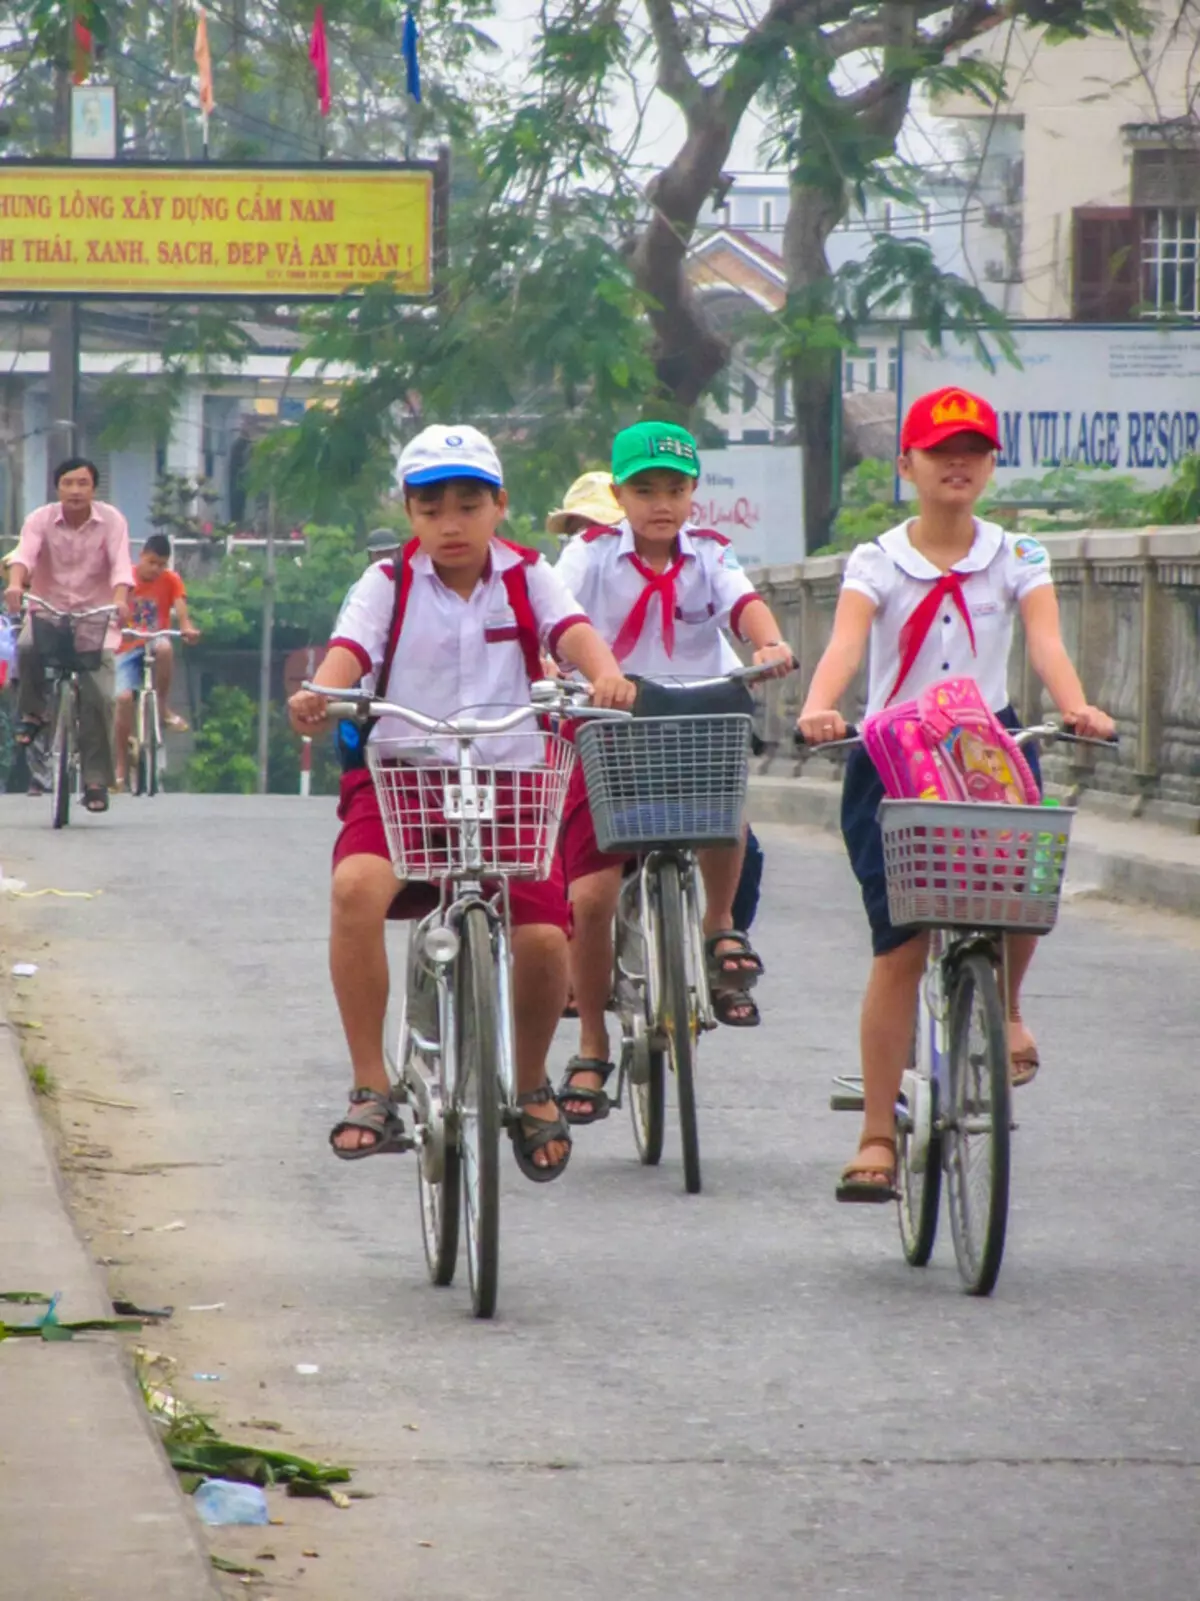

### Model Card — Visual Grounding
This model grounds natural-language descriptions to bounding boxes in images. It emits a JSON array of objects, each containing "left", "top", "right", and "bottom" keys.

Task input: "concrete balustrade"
[{"left": 748, "top": 526, "right": 1200, "bottom": 828}]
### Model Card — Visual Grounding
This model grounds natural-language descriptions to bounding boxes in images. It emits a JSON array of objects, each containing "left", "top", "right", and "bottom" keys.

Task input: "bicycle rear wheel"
[
  {"left": 51, "top": 680, "right": 73, "bottom": 829},
  {"left": 896, "top": 1034, "right": 941, "bottom": 1267},
  {"left": 458, "top": 906, "right": 501, "bottom": 1319},
  {"left": 657, "top": 859, "right": 701, "bottom": 1195},
  {"left": 945, "top": 951, "right": 1011, "bottom": 1296}
]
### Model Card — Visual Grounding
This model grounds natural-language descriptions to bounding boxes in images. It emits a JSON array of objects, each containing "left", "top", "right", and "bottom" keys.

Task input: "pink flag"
[{"left": 309, "top": 5, "right": 331, "bottom": 117}]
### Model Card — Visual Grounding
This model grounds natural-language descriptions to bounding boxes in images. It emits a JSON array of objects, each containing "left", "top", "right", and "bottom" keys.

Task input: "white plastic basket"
[
  {"left": 367, "top": 730, "right": 576, "bottom": 883},
  {"left": 879, "top": 799, "right": 1075, "bottom": 933}
]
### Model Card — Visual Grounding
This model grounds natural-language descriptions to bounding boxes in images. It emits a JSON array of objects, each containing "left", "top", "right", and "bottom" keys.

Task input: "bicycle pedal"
[{"left": 830, "top": 1093, "right": 865, "bottom": 1112}]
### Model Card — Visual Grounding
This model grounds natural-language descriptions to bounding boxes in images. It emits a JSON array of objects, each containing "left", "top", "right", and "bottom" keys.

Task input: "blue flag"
[{"left": 402, "top": 8, "right": 421, "bottom": 103}]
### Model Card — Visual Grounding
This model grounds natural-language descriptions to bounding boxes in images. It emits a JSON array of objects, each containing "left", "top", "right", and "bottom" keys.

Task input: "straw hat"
[{"left": 546, "top": 471, "right": 622, "bottom": 535}]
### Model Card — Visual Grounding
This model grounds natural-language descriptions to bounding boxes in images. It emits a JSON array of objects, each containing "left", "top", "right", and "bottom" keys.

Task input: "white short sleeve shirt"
[
  {"left": 554, "top": 519, "right": 760, "bottom": 678},
  {"left": 842, "top": 519, "right": 1053, "bottom": 716},
  {"left": 330, "top": 538, "right": 588, "bottom": 756}
]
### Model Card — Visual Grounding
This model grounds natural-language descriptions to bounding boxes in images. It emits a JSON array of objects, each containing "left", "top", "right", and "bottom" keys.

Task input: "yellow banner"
[{"left": 0, "top": 165, "right": 434, "bottom": 297}]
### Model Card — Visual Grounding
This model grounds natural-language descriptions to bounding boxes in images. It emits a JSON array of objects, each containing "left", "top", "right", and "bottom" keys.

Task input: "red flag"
[
  {"left": 195, "top": 8, "right": 215, "bottom": 117},
  {"left": 308, "top": 5, "right": 331, "bottom": 117},
  {"left": 71, "top": 18, "right": 93, "bottom": 85}
]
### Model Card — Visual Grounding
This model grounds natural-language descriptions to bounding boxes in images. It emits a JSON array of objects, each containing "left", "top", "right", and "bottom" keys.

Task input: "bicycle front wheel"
[
  {"left": 945, "top": 952, "right": 1011, "bottom": 1296},
  {"left": 657, "top": 859, "right": 701, "bottom": 1195},
  {"left": 458, "top": 905, "right": 501, "bottom": 1319},
  {"left": 144, "top": 693, "right": 160, "bottom": 797},
  {"left": 51, "top": 680, "right": 73, "bottom": 829},
  {"left": 618, "top": 885, "right": 664, "bottom": 1166}
]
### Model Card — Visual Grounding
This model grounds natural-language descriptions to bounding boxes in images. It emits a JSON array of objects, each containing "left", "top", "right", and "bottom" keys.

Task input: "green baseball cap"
[{"left": 612, "top": 420, "right": 700, "bottom": 484}]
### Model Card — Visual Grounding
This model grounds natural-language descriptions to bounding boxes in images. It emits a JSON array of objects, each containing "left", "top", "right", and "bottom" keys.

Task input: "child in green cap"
[{"left": 552, "top": 420, "right": 793, "bottom": 1125}]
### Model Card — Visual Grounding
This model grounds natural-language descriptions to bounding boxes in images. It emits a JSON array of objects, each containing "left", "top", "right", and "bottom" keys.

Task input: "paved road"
[{"left": 2, "top": 794, "right": 1199, "bottom": 1601}]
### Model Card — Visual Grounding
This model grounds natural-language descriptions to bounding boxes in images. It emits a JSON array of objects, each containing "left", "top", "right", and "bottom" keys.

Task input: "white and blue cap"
[{"left": 399, "top": 424, "right": 504, "bottom": 489}]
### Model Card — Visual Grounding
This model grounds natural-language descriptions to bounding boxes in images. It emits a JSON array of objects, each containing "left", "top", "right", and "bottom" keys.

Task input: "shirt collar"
[
  {"left": 53, "top": 503, "right": 99, "bottom": 530},
  {"left": 411, "top": 537, "right": 512, "bottom": 587},
  {"left": 617, "top": 519, "right": 697, "bottom": 562},
  {"left": 878, "top": 517, "right": 1002, "bottom": 579}
]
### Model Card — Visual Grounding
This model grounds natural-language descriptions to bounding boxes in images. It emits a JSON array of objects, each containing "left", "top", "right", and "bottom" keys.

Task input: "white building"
[{"left": 936, "top": 12, "right": 1199, "bottom": 321}]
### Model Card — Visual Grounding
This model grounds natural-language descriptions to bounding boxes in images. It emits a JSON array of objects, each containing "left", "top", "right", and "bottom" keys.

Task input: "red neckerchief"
[
  {"left": 612, "top": 551, "right": 685, "bottom": 662},
  {"left": 888, "top": 570, "right": 977, "bottom": 703}
]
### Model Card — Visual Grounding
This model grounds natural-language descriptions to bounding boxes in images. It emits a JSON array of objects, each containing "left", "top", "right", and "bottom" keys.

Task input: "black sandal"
[
  {"left": 556, "top": 1056, "right": 614, "bottom": 1124},
  {"left": 83, "top": 784, "right": 109, "bottom": 814},
  {"left": 509, "top": 1083, "right": 572, "bottom": 1183},
  {"left": 711, "top": 989, "right": 761, "bottom": 1028},
  {"left": 329, "top": 1088, "right": 410, "bottom": 1161},
  {"left": 704, "top": 930, "right": 764, "bottom": 989}
]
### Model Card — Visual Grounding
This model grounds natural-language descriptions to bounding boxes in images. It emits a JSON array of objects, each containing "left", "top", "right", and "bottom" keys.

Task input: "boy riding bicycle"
[
  {"left": 288, "top": 425, "right": 634, "bottom": 1180},
  {"left": 552, "top": 420, "right": 793, "bottom": 1125},
  {"left": 797, "top": 387, "right": 1115, "bottom": 1203},
  {"left": 114, "top": 534, "right": 201, "bottom": 788}
]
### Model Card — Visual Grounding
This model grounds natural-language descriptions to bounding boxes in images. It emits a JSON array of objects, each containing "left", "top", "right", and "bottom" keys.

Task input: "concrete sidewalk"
[
  {"left": 0, "top": 1012, "right": 220, "bottom": 1601},
  {"left": 749, "top": 774, "right": 1200, "bottom": 917}
]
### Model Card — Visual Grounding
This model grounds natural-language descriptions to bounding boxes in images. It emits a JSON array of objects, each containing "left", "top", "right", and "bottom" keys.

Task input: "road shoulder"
[{"left": 0, "top": 1004, "right": 222, "bottom": 1601}]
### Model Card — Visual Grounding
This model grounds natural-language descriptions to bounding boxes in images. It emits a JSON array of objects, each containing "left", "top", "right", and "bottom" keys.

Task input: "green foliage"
[
  {"left": 261, "top": 167, "right": 658, "bottom": 528},
  {"left": 185, "top": 525, "right": 362, "bottom": 651},
  {"left": 182, "top": 683, "right": 341, "bottom": 796},
  {"left": 1147, "top": 454, "right": 1200, "bottom": 525},
  {"left": 184, "top": 686, "right": 259, "bottom": 794},
  {"left": 827, "top": 460, "right": 902, "bottom": 551},
  {"left": 990, "top": 464, "right": 1154, "bottom": 530}
]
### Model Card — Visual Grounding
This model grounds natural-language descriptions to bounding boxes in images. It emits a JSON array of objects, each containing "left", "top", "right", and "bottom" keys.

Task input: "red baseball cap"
[{"left": 901, "top": 386, "right": 1001, "bottom": 452}]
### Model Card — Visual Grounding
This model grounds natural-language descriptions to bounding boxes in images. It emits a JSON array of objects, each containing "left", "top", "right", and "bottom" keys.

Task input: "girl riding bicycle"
[{"left": 798, "top": 387, "right": 1115, "bottom": 1203}]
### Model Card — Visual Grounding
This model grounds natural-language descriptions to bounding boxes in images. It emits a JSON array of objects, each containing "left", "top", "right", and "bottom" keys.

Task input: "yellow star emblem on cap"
[{"left": 930, "top": 391, "right": 982, "bottom": 428}]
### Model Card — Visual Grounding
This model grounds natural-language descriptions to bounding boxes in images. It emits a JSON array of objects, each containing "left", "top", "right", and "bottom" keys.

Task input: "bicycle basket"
[
  {"left": 31, "top": 611, "right": 107, "bottom": 672},
  {"left": 577, "top": 714, "right": 752, "bottom": 852},
  {"left": 366, "top": 729, "right": 576, "bottom": 883},
  {"left": 879, "top": 799, "right": 1075, "bottom": 934}
]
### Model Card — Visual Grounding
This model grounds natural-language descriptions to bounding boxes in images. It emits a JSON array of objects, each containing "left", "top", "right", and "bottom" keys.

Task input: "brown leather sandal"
[{"left": 836, "top": 1133, "right": 898, "bottom": 1204}]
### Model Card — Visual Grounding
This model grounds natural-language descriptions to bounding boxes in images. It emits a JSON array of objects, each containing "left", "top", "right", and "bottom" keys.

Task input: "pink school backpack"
[{"left": 862, "top": 677, "right": 1039, "bottom": 805}]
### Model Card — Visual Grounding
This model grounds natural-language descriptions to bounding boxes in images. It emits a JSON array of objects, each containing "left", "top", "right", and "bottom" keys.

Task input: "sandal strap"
[
  {"left": 348, "top": 1087, "right": 395, "bottom": 1109},
  {"left": 515, "top": 1108, "right": 571, "bottom": 1153},
  {"left": 515, "top": 1082, "right": 558, "bottom": 1109},
  {"left": 561, "top": 1056, "right": 614, "bottom": 1086}
]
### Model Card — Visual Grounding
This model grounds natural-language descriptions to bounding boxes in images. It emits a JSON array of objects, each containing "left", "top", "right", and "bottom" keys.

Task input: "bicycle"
[
  {"left": 25, "top": 597, "right": 116, "bottom": 830},
  {"left": 816, "top": 720, "right": 1116, "bottom": 1295},
  {"left": 307, "top": 679, "right": 604, "bottom": 1319},
  {"left": 567, "top": 663, "right": 778, "bottom": 1196},
  {"left": 120, "top": 627, "right": 181, "bottom": 797}
]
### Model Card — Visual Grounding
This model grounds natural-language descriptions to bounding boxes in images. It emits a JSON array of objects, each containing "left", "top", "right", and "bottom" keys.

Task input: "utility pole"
[
  {"left": 47, "top": 59, "right": 78, "bottom": 493},
  {"left": 256, "top": 488, "right": 277, "bottom": 794}
]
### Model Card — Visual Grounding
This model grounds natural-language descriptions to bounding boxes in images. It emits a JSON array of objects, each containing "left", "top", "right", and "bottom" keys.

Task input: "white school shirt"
[
  {"left": 554, "top": 519, "right": 760, "bottom": 678},
  {"left": 842, "top": 519, "right": 1053, "bottom": 717},
  {"left": 331, "top": 539, "right": 588, "bottom": 758}
]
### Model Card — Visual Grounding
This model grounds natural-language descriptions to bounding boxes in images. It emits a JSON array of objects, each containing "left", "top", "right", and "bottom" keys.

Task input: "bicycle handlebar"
[
  {"left": 301, "top": 681, "right": 630, "bottom": 734},
  {"left": 25, "top": 596, "right": 118, "bottom": 619},
  {"left": 121, "top": 628, "right": 183, "bottom": 641},
  {"left": 793, "top": 721, "right": 1118, "bottom": 754}
]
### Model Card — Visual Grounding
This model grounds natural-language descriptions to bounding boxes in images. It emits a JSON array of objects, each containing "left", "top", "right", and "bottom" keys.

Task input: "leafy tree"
[
  {"left": 184, "top": 685, "right": 259, "bottom": 793},
  {"left": 184, "top": 524, "right": 364, "bottom": 649}
]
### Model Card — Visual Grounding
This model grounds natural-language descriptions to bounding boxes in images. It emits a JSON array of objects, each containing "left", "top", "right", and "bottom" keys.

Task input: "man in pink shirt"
[{"left": 4, "top": 458, "right": 134, "bottom": 811}]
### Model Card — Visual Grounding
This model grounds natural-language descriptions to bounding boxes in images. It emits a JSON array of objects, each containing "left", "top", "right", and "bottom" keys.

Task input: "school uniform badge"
[{"left": 1013, "top": 537, "right": 1048, "bottom": 567}]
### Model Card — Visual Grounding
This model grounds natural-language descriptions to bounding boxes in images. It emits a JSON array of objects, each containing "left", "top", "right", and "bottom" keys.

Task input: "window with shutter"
[{"left": 1072, "top": 208, "right": 1139, "bottom": 320}]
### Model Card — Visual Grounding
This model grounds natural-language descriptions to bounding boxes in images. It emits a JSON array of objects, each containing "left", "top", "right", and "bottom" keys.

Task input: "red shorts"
[
  {"left": 333, "top": 767, "right": 570, "bottom": 931},
  {"left": 558, "top": 764, "right": 634, "bottom": 885}
]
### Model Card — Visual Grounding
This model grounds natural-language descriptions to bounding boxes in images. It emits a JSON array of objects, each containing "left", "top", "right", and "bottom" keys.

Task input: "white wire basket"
[
  {"left": 880, "top": 799, "right": 1075, "bottom": 933},
  {"left": 577, "top": 714, "right": 752, "bottom": 853},
  {"left": 367, "top": 730, "right": 576, "bottom": 883}
]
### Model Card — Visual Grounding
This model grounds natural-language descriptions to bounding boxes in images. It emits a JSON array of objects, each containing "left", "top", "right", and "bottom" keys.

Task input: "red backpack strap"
[
  {"left": 499, "top": 561, "right": 544, "bottom": 686},
  {"left": 376, "top": 538, "right": 420, "bottom": 699}
]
